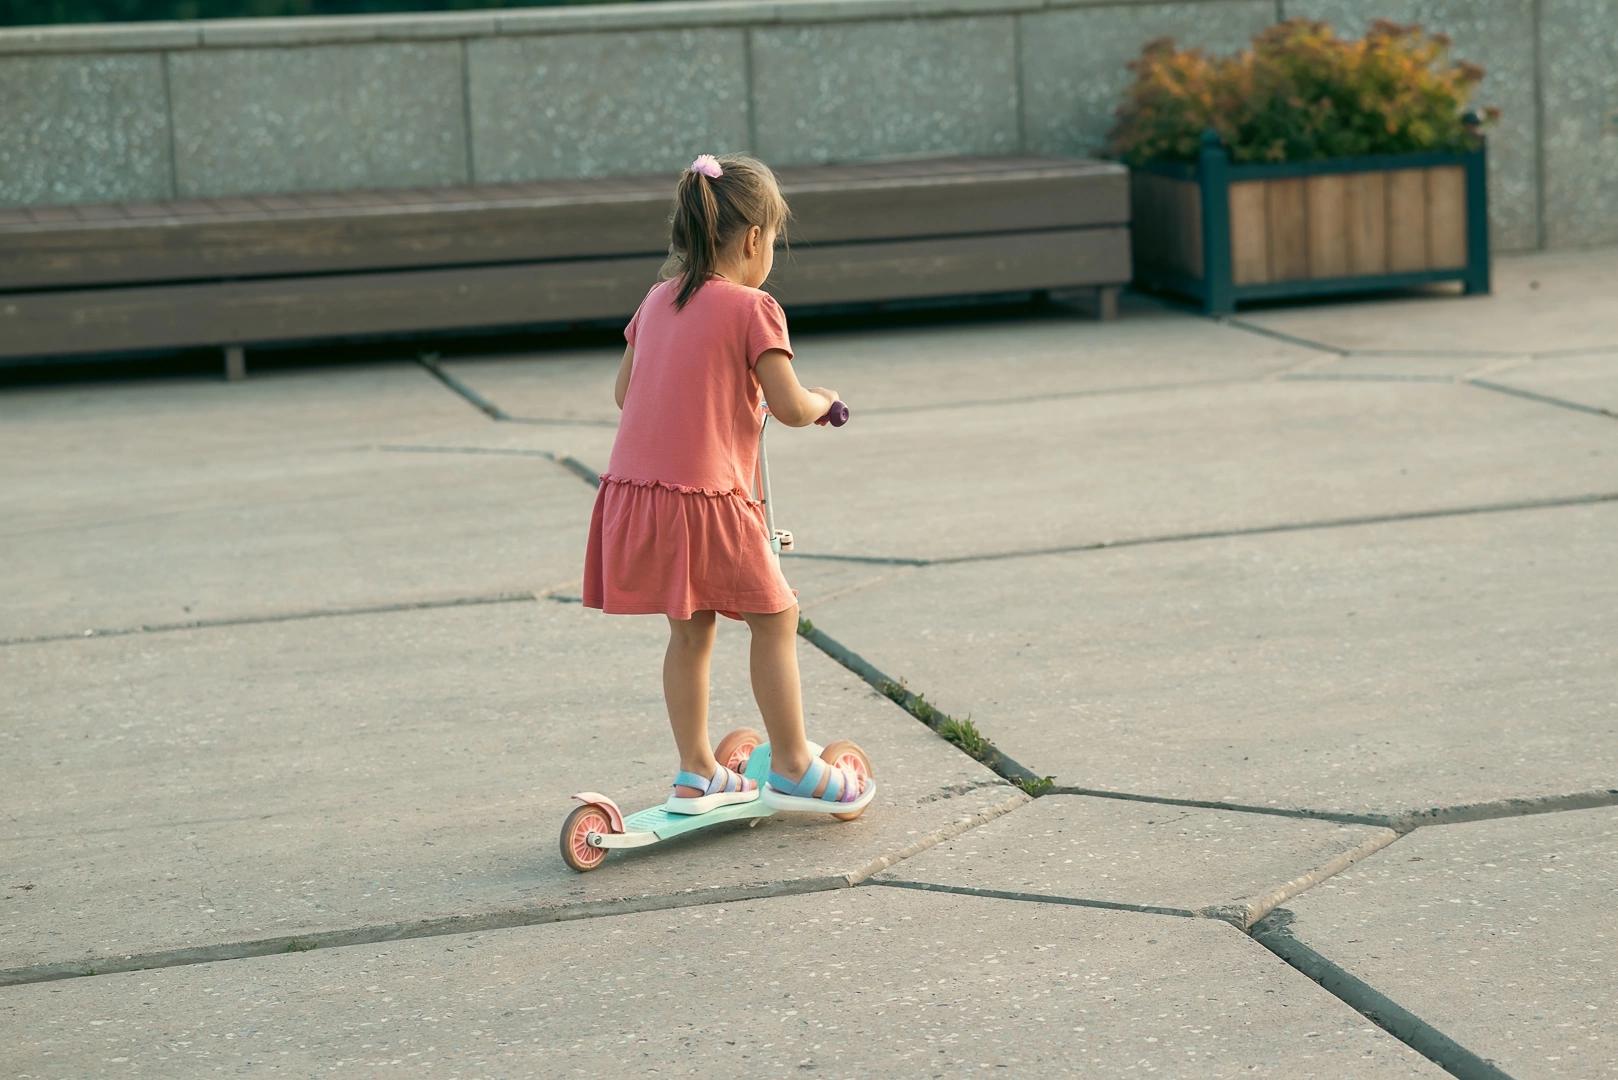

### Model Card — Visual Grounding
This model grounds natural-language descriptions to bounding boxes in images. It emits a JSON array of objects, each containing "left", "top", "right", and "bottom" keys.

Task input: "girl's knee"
[
  {"left": 744, "top": 604, "right": 799, "bottom": 637},
  {"left": 668, "top": 610, "right": 717, "bottom": 644}
]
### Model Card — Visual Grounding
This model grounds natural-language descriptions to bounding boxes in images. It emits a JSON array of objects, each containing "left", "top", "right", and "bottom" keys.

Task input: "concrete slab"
[
  {"left": 809, "top": 500, "right": 1618, "bottom": 820},
  {"left": 0, "top": 598, "right": 1020, "bottom": 975},
  {"left": 0, "top": 361, "right": 483, "bottom": 462},
  {"left": 741, "top": 376, "right": 1616, "bottom": 562},
  {"left": 0, "top": 363, "right": 614, "bottom": 639},
  {"left": 1235, "top": 250, "right": 1618, "bottom": 356},
  {"left": 1269, "top": 807, "right": 1618, "bottom": 1078},
  {"left": 877, "top": 795, "right": 1397, "bottom": 927},
  {"left": 0, "top": 444, "right": 591, "bottom": 641},
  {"left": 0, "top": 888, "right": 1446, "bottom": 1078},
  {"left": 440, "top": 299, "right": 1320, "bottom": 426}
]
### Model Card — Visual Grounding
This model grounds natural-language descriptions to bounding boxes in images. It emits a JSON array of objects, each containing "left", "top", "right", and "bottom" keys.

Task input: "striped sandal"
[
  {"left": 664, "top": 764, "right": 759, "bottom": 816},
  {"left": 761, "top": 756, "right": 875, "bottom": 815}
]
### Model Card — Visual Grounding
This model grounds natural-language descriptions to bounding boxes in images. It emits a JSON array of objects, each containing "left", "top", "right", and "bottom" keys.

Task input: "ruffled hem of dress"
[{"left": 597, "top": 472, "right": 760, "bottom": 507}]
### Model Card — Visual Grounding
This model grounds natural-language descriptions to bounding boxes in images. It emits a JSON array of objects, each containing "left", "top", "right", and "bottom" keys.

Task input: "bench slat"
[
  {"left": 0, "top": 158, "right": 1126, "bottom": 290},
  {"left": 0, "top": 227, "right": 1128, "bottom": 360}
]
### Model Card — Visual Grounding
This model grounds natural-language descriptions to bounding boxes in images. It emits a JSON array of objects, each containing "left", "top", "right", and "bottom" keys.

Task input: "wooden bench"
[{"left": 0, "top": 156, "right": 1130, "bottom": 378}]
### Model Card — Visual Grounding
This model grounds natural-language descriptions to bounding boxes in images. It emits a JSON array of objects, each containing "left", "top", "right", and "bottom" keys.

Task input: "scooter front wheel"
[
  {"left": 560, "top": 803, "right": 612, "bottom": 872},
  {"left": 819, "top": 740, "right": 874, "bottom": 822}
]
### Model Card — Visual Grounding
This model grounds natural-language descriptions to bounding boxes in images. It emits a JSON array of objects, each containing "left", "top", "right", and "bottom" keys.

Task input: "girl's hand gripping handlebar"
[{"left": 815, "top": 400, "right": 850, "bottom": 427}]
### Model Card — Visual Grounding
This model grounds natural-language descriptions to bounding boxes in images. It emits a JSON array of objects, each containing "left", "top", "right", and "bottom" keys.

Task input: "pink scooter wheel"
[
  {"left": 560, "top": 804, "right": 612, "bottom": 872},
  {"left": 819, "top": 740, "right": 874, "bottom": 822}
]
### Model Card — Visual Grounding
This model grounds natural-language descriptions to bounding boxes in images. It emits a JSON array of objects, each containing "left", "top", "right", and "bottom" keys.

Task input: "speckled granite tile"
[
  {"left": 168, "top": 42, "right": 467, "bottom": 198},
  {"left": 1540, "top": 0, "right": 1618, "bottom": 248},
  {"left": 468, "top": 28, "right": 749, "bottom": 182},
  {"left": 1284, "top": 0, "right": 1541, "bottom": 252},
  {"left": 877, "top": 795, "right": 1398, "bottom": 927},
  {"left": 1019, "top": 1, "right": 1274, "bottom": 159},
  {"left": 0, "top": 889, "right": 1447, "bottom": 1077},
  {"left": 0, "top": 54, "right": 171, "bottom": 208},
  {"left": 752, "top": 15, "right": 1019, "bottom": 164},
  {"left": 1276, "top": 807, "right": 1618, "bottom": 1079}
]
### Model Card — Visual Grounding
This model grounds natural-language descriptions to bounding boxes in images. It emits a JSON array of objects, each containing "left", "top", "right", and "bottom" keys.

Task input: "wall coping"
[{"left": 0, "top": 0, "right": 1229, "bottom": 54}]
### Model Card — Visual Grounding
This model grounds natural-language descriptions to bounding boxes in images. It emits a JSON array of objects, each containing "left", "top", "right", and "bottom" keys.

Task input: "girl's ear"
[{"left": 746, "top": 224, "right": 763, "bottom": 258}]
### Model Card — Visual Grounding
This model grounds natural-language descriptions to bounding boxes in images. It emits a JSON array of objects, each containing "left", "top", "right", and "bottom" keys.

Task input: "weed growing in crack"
[
  {"left": 878, "top": 678, "right": 909, "bottom": 704},
  {"left": 1016, "top": 775, "right": 1057, "bottom": 797},
  {"left": 797, "top": 617, "right": 815, "bottom": 636},
  {"left": 911, "top": 693, "right": 943, "bottom": 724},
  {"left": 283, "top": 939, "right": 317, "bottom": 953},
  {"left": 938, "top": 715, "right": 990, "bottom": 759}
]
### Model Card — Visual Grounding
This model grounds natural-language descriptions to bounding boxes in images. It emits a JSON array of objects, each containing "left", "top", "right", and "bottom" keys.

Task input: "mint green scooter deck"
[{"left": 622, "top": 743, "right": 775, "bottom": 840}]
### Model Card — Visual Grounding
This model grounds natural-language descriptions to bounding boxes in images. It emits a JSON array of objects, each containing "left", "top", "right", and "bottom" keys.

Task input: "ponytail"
[
  {"left": 663, "top": 153, "right": 791, "bottom": 311},
  {"left": 671, "top": 169, "right": 722, "bottom": 310}
]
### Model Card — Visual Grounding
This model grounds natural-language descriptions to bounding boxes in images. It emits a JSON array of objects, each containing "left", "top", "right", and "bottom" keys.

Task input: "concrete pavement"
[{"left": 3, "top": 248, "right": 1616, "bottom": 1077}]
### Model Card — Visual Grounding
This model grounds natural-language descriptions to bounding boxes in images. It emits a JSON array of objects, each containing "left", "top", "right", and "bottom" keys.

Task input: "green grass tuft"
[
  {"left": 797, "top": 617, "right": 815, "bottom": 636},
  {"left": 938, "top": 715, "right": 990, "bottom": 759},
  {"left": 282, "top": 939, "right": 318, "bottom": 953},
  {"left": 1015, "top": 775, "right": 1057, "bottom": 797}
]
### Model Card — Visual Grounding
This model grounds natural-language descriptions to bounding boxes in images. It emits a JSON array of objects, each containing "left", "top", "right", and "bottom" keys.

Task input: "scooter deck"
[{"left": 616, "top": 743, "right": 775, "bottom": 844}]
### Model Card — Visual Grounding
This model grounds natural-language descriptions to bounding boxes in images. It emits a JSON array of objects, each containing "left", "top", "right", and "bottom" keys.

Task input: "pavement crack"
[
  {"left": 1196, "top": 828, "right": 1401, "bottom": 930},
  {"left": 1390, "top": 788, "right": 1618, "bottom": 830},
  {"left": 1279, "top": 372, "right": 1458, "bottom": 384},
  {"left": 0, "top": 877, "right": 856, "bottom": 989},
  {"left": 187, "top": 835, "right": 220, "bottom": 920},
  {"left": 1047, "top": 785, "right": 1398, "bottom": 829},
  {"left": 867, "top": 879, "right": 1199, "bottom": 920},
  {"left": 1219, "top": 318, "right": 1349, "bottom": 356},
  {"left": 1465, "top": 378, "right": 1618, "bottom": 421},
  {"left": 417, "top": 351, "right": 508, "bottom": 420},
  {"left": 0, "top": 592, "right": 536, "bottom": 648},
  {"left": 796, "top": 620, "right": 1045, "bottom": 792},
  {"left": 1249, "top": 910, "right": 1516, "bottom": 1080},
  {"left": 928, "top": 491, "right": 1618, "bottom": 566},
  {"left": 852, "top": 375, "right": 1268, "bottom": 418}
]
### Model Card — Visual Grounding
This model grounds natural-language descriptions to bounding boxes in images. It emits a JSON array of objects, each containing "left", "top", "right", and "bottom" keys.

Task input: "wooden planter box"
[{"left": 1131, "top": 133, "right": 1490, "bottom": 314}]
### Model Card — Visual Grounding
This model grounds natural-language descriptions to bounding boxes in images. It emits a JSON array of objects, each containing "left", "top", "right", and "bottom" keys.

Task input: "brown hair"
[{"left": 665, "top": 153, "right": 790, "bottom": 310}]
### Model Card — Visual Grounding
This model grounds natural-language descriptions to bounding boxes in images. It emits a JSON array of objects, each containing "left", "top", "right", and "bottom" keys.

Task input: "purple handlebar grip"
[{"left": 821, "top": 400, "right": 850, "bottom": 427}]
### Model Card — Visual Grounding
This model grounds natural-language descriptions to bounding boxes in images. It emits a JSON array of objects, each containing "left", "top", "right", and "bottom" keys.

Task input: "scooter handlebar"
[{"left": 818, "top": 400, "right": 850, "bottom": 427}]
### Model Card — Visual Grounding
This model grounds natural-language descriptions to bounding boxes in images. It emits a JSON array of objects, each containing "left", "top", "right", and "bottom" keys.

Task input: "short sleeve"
[
  {"left": 624, "top": 283, "right": 660, "bottom": 348},
  {"left": 747, "top": 292, "right": 793, "bottom": 369}
]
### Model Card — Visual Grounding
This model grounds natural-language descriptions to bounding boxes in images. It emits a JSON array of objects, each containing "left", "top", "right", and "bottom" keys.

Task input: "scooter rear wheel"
[
  {"left": 714, "top": 727, "right": 765, "bottom": 774},
  {"left": 819, "top": 740, "right": 874, "bottom": 822},
  {"left": 560, "top": 803, "right": 612, "bottom": 872}
]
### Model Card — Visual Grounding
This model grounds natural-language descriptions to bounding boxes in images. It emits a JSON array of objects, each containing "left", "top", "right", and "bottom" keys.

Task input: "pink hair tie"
[{"left": 689, "top": 154, "right": 723, "bottom": 179}]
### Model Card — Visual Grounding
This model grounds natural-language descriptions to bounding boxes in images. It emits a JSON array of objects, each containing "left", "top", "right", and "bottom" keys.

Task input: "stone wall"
[{"left": 2, "top": 0, "right": 1615, "bottom": 250}]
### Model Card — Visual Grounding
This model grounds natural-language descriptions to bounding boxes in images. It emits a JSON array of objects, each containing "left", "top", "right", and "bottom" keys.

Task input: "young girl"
[{"left": 582, "top": 153, "right": 875, "bottom": 818}]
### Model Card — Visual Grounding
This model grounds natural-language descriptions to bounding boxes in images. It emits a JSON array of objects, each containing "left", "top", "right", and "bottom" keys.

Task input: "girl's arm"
[
  {"left": 614, "top": 346, "right": 634, "bottom": 409},
  {"left": 755, "top": 351, "right": 836, "bottom": 428}
]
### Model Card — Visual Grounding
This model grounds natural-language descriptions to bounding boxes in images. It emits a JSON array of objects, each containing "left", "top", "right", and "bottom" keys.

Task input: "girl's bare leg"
[
  {"left": 741, "top": 604, "right": 837, "bottom": 793},
  {"left": 665, "top": 611, "right": 719, "bottom": 798}
]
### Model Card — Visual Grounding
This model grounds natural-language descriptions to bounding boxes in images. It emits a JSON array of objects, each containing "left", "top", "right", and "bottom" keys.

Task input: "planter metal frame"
[{"left": 1133, "top": 132, "right": 1491, "bottom": 315}]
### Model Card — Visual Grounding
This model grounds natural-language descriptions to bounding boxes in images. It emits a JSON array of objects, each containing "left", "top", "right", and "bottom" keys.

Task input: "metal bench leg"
[
  {"left": 224, "top": 345, "right": 246, "bottom": 381},
  {"left": 1094, "top": 285, "right": 1120, "bottom": 321}
]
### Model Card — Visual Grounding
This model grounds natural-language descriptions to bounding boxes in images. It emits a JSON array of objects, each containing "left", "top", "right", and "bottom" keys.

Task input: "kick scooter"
[{"left": 561, "top": 399, "right": 870, "bottom": 873}]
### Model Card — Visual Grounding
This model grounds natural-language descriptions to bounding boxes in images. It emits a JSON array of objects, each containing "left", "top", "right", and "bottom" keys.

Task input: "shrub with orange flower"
[{"left": 1109, "top": 19, "right": 1498, "bottom": 165}]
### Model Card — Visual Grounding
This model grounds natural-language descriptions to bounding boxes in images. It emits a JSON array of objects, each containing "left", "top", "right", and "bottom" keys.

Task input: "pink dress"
[{"left": 582, "top": 276, "right": 798, "bottom": 621}]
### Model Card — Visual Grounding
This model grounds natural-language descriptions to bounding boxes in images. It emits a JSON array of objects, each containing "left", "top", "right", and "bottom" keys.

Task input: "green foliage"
[
  {"left": 796, "top": 617, "right": 815, "bottom": 636},
  {"left": 1015, "top": 775, "right": 1056, "bottom": 797},
  {"left": 937, "top": 716, "right": 988, "bottom": 760},
  {"left": 1109, "top": 19, "right": 1498, "bottom": 165}
]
